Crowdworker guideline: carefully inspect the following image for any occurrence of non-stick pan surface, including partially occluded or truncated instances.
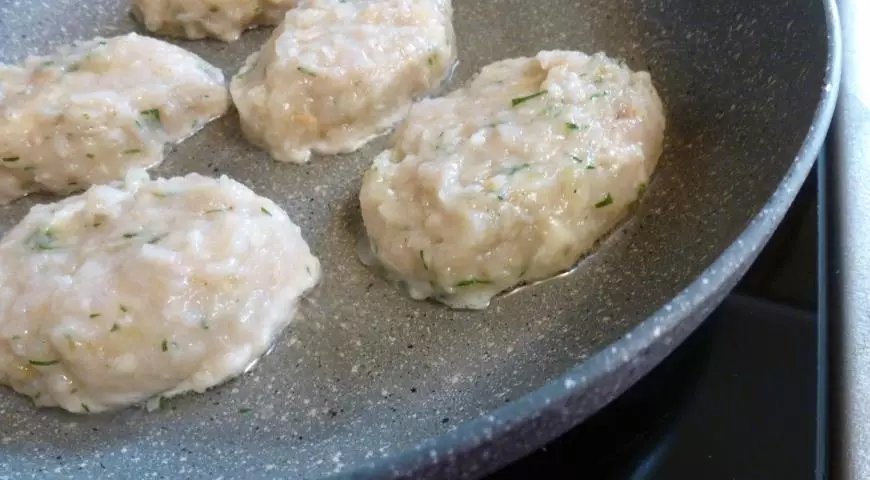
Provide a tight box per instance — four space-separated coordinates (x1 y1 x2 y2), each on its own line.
0 0 839 478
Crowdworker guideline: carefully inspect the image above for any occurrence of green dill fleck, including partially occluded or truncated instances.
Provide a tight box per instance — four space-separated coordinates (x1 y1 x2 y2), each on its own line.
238 407 252 414
159 396 170 410
261 207 272 216
140 109 162 129
70 388 77 394
23 166 35 171
201 321 210 330
3 157 20 162
571 155 596 170
11 335 21 341
120 305 129 313
427 54 437 66
511 90 548 107
595 193 614 208
420 250 428 270
148 233 168 245
152 192 168 199
92 221 103 228
81 403 90 413
305 265 312 275
67 64 80 72
505 163 530 176
566 123 589 132
110 323 120 332
40 60 55 68
141 109 161 120
29 359 60 366
123 149 142 155
497 194 506 201
85 153 95 159
205 207 231 214
297 66 317 76
589 91 609 100
89 313 101 319
456 278 492 287
161 340 168 352
123 232 139 239
28 229 58 251
637 182 648 196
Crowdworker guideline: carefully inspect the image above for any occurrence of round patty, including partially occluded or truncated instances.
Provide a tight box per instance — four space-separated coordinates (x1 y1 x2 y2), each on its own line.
0 171 320 413
230 0 456 163
0 33 229 204
360 50 665 309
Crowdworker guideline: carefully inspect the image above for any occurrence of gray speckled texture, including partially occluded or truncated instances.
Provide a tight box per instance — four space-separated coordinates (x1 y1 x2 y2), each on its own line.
0 0 839 479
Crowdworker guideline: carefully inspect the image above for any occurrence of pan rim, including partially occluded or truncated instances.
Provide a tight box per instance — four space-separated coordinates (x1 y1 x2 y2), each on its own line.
338 0 843 478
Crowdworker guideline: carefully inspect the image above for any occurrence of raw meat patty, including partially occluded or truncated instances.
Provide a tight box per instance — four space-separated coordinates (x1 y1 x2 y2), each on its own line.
0 170 320 413
230 0 456 163
359 51 666 309
0 33 229 204
132 0 300 42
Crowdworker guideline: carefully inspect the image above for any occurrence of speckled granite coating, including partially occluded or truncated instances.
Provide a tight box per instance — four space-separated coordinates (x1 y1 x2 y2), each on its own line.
0 0 839 478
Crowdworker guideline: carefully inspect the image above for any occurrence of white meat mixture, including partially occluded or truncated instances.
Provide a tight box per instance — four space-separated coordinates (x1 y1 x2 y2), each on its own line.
0 171 320 413
132 0 300 42
0 33 229 205
230 0 456 163
359 51 666 309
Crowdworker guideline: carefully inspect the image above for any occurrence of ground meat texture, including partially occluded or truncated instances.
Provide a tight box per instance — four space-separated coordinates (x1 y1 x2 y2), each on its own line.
0 33 229 204
0 170 320 413
131 0 299 42
230 0 456 163
359 51 666 309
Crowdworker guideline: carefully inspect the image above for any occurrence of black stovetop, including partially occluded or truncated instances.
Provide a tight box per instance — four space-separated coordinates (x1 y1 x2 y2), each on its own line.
489 168 820 479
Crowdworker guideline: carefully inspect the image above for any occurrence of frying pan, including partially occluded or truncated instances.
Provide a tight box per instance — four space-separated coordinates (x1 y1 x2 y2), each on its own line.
0 0 840 478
